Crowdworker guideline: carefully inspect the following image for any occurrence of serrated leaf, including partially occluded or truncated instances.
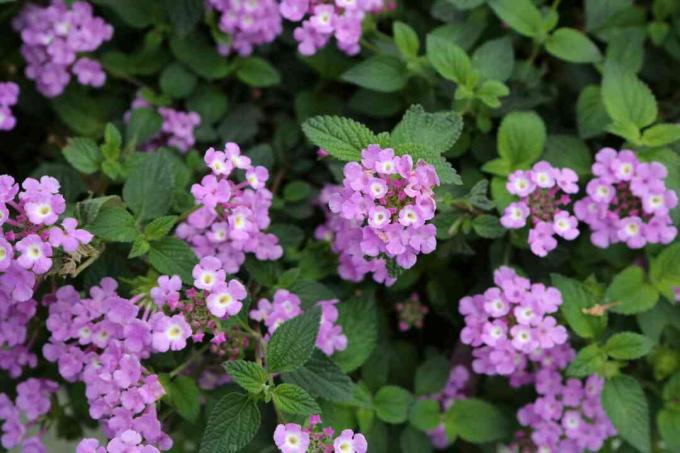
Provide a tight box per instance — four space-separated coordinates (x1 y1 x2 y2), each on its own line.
426 35 472 84
144 216 178 241
567 344 607 377
333 297 378 373
200 393 260 453
602 63 658 129
161 375 200 423
123 152 175 221
148 237 198 284
87 206 140 243
267 308 321 373
283 350 353 403
224 360 267 394
63 137 102 174
272 383 321 416
551 274 607 339
391 105 463 155
601 375 651 453
605 332 654 360
606 266 659 315
649 242 680 300
301 116 377 161
577 85 610 139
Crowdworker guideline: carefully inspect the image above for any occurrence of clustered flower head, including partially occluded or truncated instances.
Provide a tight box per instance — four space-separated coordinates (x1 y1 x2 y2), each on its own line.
0 82 19 131
274 415 367 453
395 292 429 332
0 378 59 451
127 97 201 153
44 278 192 451
575 148 677 249
280 0 390 56
426 364 470 449
511 373 616 452
0 174 92 377
250 289 348 355
13 0 113 97
177 143 282 274
459 266 568 377
207 0 283 56
501 161 580 257
316 145 439 286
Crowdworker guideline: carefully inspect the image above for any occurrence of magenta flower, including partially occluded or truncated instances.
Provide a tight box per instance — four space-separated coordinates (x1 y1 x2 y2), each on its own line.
150 314 191 353
206 279 247 318
48 217 93 252
192 256 226 291
273 423 309 453
333 429 368 453
15 234 52 274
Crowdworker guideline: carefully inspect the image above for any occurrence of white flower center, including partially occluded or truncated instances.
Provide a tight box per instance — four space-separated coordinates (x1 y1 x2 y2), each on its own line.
625 222 640 236
218 293 233 307
166 325 182 340
596 185 610 197
285 434 300 447
234 214 245 229
28 245 42 259
620 163 632 175
201 272 215 286
370 183 385 197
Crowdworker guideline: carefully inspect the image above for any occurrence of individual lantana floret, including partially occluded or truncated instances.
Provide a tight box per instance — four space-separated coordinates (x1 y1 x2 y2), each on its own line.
0 82 19 131
501 161 580 257
574 148 677 249
207 0 283 56
459 266 568 377
0 175 92 377
13 0 113 97
273 416 367 453
395 292 429 332
280 0 392 56
316 145 439 286
127 97 201 153
177 143 282 275
249 290 347 356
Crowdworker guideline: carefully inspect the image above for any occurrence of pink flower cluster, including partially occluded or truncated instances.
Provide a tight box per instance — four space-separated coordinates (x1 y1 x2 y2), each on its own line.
395 292 429 332
0 82 19 131
274 415 367 453
177 144 282 274
193 256 247 320
316 145 439 286
426 364 470 449
501 161 580 257
43 279 194 451
128 97 201 153
280 0 389 56
0 378 58 452
459 266 568 377
13 0 112 97
575 148 677 249
207 0 283 56
512 373 616 452
250 290 348 356
0 175 92 377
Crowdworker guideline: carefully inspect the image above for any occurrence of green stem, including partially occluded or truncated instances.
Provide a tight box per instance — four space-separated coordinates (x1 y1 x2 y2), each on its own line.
169 343 210 378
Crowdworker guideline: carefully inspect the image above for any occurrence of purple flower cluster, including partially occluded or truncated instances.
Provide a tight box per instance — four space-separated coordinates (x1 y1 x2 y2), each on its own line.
0 82 19 131
575 148 677 249
0 378 59 451
177 144 282 274
316 145 439 286
13 0 112 97
250 290 348 356
426 364 470 449
395 292 429 332
193 256 247 319
128 97 201 153
0 175 92 377
207 0 283 56
43 279 193 451
501 161 580 257
459 266 568 377
274 415 367 453
512 373 616 452
280 0 389 56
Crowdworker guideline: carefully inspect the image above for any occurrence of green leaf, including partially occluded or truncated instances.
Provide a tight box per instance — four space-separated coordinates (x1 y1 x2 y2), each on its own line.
472 215 505 238
472 37 514 82
408 399 441 432
487 0 544 38
123 152 175 221
126 108 163 146
166 0 203 36
605 332 655 360
476 80 510 108
92 0 159 28
602 63 658 129
301 115 377 161
341 56 409 93
391 105 463 155
543 135 593 177
283 350 353 403
414 355 450 396
224 360 267 394
394 142 461 185
641 123 680 147
236 57 281 87
551 274 607 339
160 63 198 98
606 26 646 73
577 85 610 139
283 180 313 203
426 35 472 84
393 21 420 58
267 308 321 374
658 408 680 451
272 383 321 416
444 399 511 443
144 216 178 241
186 85 228 125
567 344 608 377
333 297 378 373
497 111 546 168
200 393 260 453
87 206 139 243
160 375 201 423
374 386 414 424
128 236 151 258
63 138 102 174
170 32 234 80
400 426 433 453
102 123 122 161
148 237 199 284
77 195 123 226
649 242 680 300
545 28 602 63
601 375 651 453
606 266 660 315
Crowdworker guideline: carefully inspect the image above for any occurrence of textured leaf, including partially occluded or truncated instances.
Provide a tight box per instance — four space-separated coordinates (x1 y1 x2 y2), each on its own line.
551 274 607 339
606 266 659 315
333 297 378 373
426 35 472 84
272 383 321 416
605 332 654 360
200 393 260 453
602 63 657 129
283 350 353 403
601 375 651 453
148 237 198 284
123 152 175 221
63 138 102 174
87 206 139 243
391 105 463 155
341 56 408 93
301 116 377 161
444 399 511 443
497 111 546 168
224 360 267 394
267 308 321 373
